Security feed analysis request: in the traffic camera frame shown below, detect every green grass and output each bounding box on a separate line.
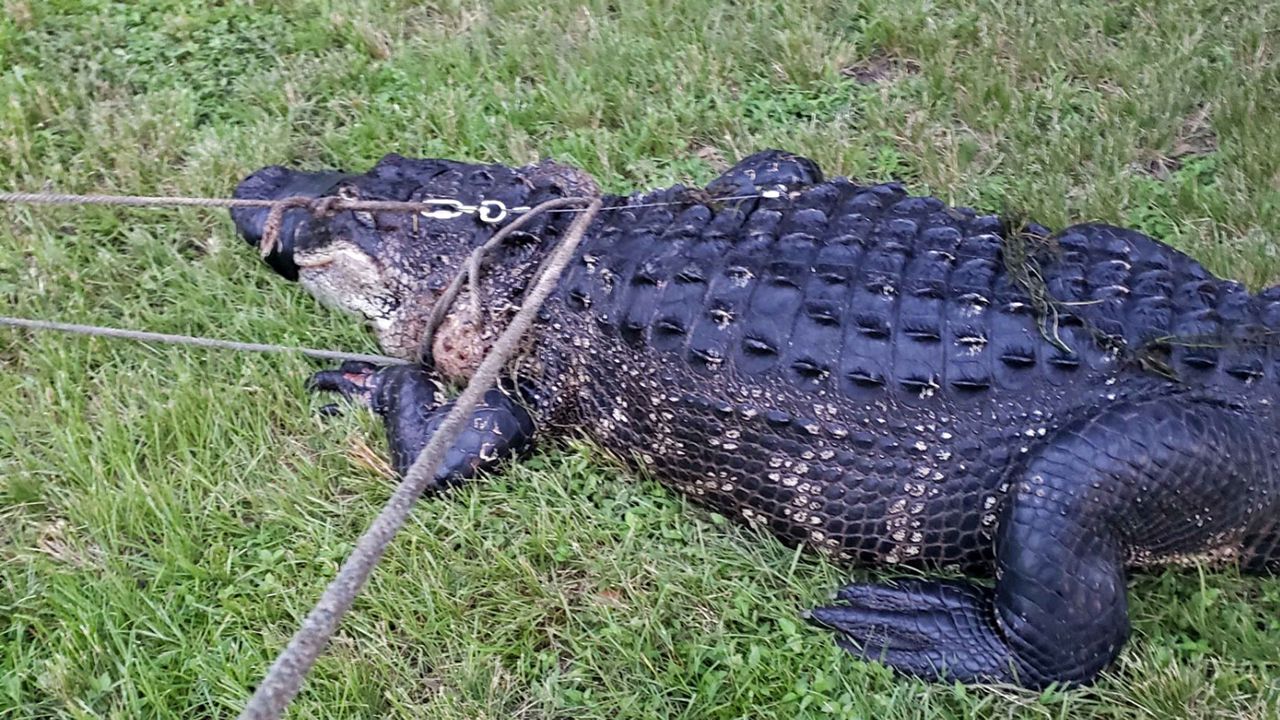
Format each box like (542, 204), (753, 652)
(2, 0), (1279, 717)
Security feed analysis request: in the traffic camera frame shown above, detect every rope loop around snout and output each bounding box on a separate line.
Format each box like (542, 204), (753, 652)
(258, 194), (374, 259)
(258, 196), (313, 259)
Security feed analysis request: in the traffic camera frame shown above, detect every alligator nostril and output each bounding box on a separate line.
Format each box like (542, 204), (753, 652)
(230, 166), (355, 281)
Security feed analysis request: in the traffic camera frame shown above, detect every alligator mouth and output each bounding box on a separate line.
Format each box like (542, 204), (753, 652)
(292, 241), (401, 333)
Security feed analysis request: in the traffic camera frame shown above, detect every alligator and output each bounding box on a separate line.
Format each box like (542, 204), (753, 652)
(230, 150), (1280, 689)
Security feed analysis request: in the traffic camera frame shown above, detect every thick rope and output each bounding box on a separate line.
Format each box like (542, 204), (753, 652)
(0, 316), (407, 365)
(235, 198), (602, 720)
(0, 191), (290, 209)
(0, 191), (533, 258)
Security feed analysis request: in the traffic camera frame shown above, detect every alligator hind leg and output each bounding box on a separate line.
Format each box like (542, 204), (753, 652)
(309, 362), (536, 484)
(807, 397), (1279, 687)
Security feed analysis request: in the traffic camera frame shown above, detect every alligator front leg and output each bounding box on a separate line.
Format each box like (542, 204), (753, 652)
(807, 397), (1280, 687)
(308, 361), (536, 483)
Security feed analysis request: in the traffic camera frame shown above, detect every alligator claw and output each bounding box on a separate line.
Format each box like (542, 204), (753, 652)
(306, 360), (384, 409)
(317, 403), (344, 417)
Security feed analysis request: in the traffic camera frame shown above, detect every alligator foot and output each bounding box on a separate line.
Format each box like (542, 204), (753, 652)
(307, 360), (387, 413)
(806, 578), (1014, 684)
(308, 361), (536, 482)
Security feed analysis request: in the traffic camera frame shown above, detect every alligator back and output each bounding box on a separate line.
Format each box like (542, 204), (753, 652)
(1040, 223), (1280, 387)
(553, 179), (1280, 403)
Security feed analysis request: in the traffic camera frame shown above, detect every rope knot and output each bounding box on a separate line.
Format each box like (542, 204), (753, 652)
(258, 196), (315, 259)
(309, 195), (346, 217)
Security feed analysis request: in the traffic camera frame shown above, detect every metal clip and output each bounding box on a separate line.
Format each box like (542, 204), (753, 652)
(418, 199), (471, 220)
(417, 197), (530, 224)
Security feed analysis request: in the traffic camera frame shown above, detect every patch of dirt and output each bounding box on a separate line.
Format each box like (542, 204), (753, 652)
(5, 1), (33, 29)
(693, 145), (730, 173)
(841, 53), (921, 86)
(329, 12), (393, 60)
(35, 518), (105, 570)
(594, 586), (626, 608)
(1136, 104), (1219, 180)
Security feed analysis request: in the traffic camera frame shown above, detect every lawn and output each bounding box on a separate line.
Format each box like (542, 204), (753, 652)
(2, 0), (1279, 717)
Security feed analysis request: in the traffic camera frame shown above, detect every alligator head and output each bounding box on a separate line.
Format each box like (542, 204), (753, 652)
(231, 154), (599, 368)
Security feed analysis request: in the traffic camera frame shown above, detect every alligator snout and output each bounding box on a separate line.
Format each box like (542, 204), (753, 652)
(230, 166), (353, 281)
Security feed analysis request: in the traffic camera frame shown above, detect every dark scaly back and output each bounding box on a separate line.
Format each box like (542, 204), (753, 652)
(550, 178), (1278, 405)
(1038, 223), (1280, 389)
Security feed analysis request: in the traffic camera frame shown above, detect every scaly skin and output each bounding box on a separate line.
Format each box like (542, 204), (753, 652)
(232, 150), (1280, 688)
